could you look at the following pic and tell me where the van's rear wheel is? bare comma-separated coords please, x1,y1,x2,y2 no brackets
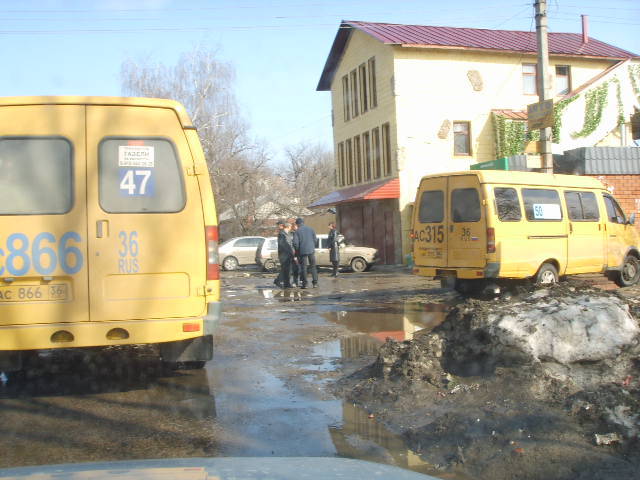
614,255,640,287
535,263,559,285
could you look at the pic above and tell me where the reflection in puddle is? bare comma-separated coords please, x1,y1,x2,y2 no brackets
327,303,450,342
330,402,439,476
259,288,313,301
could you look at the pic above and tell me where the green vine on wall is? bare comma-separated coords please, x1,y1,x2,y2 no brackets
552,95,579,143
611,77,625,126
629,64,640,101
571,82,609,138
493,113,539,158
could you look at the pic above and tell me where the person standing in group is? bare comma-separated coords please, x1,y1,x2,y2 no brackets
327,222,340,277
274,220,294,288
293,217,318,288
290,221,301,287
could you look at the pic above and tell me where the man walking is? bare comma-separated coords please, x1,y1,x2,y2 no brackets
293,217,318,288
291,221,300,287
327,222,340,277
275,220,295,288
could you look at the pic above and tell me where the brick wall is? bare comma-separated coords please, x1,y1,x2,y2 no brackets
593,174,640,218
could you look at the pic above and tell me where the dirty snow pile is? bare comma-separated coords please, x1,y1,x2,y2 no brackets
488,291,639,365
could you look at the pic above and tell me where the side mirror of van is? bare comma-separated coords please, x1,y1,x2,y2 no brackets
629,213,636,225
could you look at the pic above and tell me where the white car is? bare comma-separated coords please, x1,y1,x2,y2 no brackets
255,236,278,271
219,236,265,270
265,234,378,272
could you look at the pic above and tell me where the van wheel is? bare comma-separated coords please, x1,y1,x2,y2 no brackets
222,256,239,271
350,257,368,273
614,255,640,287
454,279,484,294
263,259,277,272
535,263,558,285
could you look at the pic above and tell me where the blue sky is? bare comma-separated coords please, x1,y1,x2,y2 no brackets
2,0,639,162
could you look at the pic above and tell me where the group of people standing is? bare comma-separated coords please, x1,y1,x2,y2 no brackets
274,218,340,289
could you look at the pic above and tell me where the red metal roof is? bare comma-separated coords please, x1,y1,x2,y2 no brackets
308,178,400,208
348,21,638,58
317,21,638,91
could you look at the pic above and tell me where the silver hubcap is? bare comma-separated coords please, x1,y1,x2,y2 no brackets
623,261,637,280
540,270,556,284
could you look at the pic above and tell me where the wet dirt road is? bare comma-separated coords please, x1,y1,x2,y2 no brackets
0,267,451,476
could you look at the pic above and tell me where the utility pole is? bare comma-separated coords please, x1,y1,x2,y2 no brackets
534,0,553,173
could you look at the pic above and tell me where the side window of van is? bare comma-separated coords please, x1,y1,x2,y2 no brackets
603,195,626,224
99,138,186,214
452,188,481,223
522,189,562,221
565,191,599,221
494,187,521,221
418,190,444,223
0,137,72,215
320,238,329,248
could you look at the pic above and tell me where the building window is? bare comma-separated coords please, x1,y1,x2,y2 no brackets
350,70,359,117
342,75,350,122
453,121,471,156
368,57,377,108
354,135,362,184
372,127,381,178
337,142,345,186
522,63,538,95
359,63,368,114
555,65,571,95
363,132,371,181
345,138,353,185
381,123,392,176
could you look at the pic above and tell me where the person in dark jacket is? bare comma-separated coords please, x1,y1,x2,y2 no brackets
327,222,340,277
292,217,318,288
290,221,300,287
274,220,295,288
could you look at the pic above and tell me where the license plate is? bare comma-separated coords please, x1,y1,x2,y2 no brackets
0,284,69,303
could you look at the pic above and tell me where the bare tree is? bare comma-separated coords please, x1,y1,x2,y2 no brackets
121,47,280,238
280,142,335,211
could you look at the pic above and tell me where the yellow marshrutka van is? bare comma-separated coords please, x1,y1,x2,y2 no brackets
411,170,640,291
0,96,220,372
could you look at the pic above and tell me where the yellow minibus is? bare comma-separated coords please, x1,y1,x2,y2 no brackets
411,170,640,291
0,96,220,372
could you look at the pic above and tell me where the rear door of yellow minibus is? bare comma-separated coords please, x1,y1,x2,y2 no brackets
85,105,206,324
0,104,89,335
412,176,448,268
447,175,486,269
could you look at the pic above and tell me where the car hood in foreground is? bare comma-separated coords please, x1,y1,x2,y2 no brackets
0,457,440,480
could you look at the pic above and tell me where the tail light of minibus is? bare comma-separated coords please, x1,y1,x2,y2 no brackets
487,227,496,253
206,226,220,280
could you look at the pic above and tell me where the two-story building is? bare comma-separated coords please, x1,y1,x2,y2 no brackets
311,20,640,264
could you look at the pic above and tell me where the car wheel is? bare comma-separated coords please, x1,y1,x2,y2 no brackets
614,255,640,287
263,259,277,272
350,257,368,273
222,256,239,271
535,263,558,285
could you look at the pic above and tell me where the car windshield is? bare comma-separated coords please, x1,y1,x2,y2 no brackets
1,2,638,480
